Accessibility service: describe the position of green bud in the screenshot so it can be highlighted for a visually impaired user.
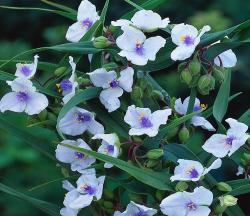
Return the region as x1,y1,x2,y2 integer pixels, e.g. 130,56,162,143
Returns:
54,66,67,76
155,190,165,201
217,182,232,192
178,126,190,143
180,69,192,85
178,62,187,73
103,62,118,71
47,112,57,122
151,90,164,100
197,74,214,95
213,66,225,82
144,84,153,97
108,25,116,33
247,137,250,145
145,159,158,168
219,195,238,207
131,86,143,100
38,109,47,121
103,189,114,200
77,77,91,86
146,149,164,159
139,78,148,90
93,36,112,48
175,181,189,192
166,126,179,139
189,58,201,76
103,201,113,209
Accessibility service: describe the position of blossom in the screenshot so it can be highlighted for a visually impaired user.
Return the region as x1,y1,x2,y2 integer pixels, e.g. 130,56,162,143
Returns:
114,201,157,216
57,56,78,104
55,139,95,172
116,26,166,65
160,186,213,216
171,24,211,61
214,49,237,68
87,67,134,112
112,9,169,32
202,118,249,158
15,55,39,79
124,105,171,137
0,77,48,115
174,96,215,131
58,106,104,136
63,169,105,210
170,158,222,182
92,133,120,168
66,0,100,42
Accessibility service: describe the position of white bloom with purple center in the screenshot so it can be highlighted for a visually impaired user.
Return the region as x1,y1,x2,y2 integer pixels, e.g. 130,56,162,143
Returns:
92,133,120,168
171,24,211,61
214,49,237,68
114,201,157,216
57,56,78,104
160,186,213,216
112,9,170,32
58,106,104,136
66,0,100,42
174,97,215,131
63,169,105,210
170,158,222,182
55,139,96,172
124,105,172,137
87,67,134,112
116,26,166,66
0,77,48,115
15,55,39,79
202,118,249,158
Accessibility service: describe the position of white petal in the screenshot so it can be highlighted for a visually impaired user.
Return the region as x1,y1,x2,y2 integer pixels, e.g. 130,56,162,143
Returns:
63,189,80,207
111,19,131,27
129,127,158,137
0,92,26,113
77,0,99,22
87,68,117,89
8,77,36,92
229,137,248,157
66,21,88,43
159,18,170,28
129,201,157,215
151,108,172,129
69,194,93,209
86,118,105,135
92,133,119,145
118,50,149,66
143,36,166,61
55,142,76,164
95,176,105,200
194,25,211,46
174,98,187,115
183,97,200,110
60,207,78,216
191,116,215,131
203,158,222,175
189,206,211,216
25,92,48,115
226,118,248,134
202,134,229,158
236,166,244,176
191,186,213,206
171,45,196,61
118,67,134,92
62,180,75,192
99,88,123,112
214,49,237,68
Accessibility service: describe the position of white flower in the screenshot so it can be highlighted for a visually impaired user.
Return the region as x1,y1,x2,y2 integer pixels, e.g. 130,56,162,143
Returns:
170,158,222,182
63,169,105,210
66,0,100,42
236,166,244,176
0,77,48,115
92,133,120,168
214,49,237,68
174,97,215,131
116,26,166,66
124,105,171,137
58,106,104,136
87,67,134,112
55,139,95,172
57,56,78,104
112,9,169,32
160,186,213,216
202,118,249,158
114,201,157,216
171,24,211,61
15,55,39,79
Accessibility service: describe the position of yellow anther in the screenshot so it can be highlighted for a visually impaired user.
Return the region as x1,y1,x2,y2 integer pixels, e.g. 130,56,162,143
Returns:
56,83,62,93
200,103,207,110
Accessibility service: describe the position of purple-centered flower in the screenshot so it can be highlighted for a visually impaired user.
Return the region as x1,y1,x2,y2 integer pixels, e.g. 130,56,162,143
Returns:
106,144,114,154
83,185,96,195
110,79,120,88
135,43,145,56
189,168,199,179
21,66,32,76
60,79,73,92
186,201,197,211
182,35,195,46
140,116,153,128
82,18,93,29
225,136,236,145
76,112,91,123
74,152,85,159
16,91,29,102
135,211,148,216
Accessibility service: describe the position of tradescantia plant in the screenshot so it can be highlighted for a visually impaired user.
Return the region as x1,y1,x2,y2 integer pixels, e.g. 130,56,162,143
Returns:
0,0,250,215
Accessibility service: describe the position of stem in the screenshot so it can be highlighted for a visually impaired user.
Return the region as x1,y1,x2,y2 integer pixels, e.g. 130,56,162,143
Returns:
187,88,197,114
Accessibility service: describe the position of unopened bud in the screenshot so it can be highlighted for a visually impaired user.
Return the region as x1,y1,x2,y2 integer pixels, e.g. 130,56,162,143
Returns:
178,126,190,143
151,90,164,100
178,62,187,73
93,36,112,48
77,77,91,86
175,181,189,192
189,58,201,76
217,182,232,192
103,62,118,71
247,137,250,145
103,201,113,209
131,86,143,100
54,66,67,76
145,159,158,168
213,66,225,82
104,189,114,200
38,109,47,121
146,149,164,159
197,74,215,95
180,69,192,85
219,195,238,207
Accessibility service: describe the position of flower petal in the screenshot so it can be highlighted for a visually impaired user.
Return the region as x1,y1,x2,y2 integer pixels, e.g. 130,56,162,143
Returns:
203,158,222,175
77,0,99,22
143,36,166,61
25,92,48,115
95,176,105,200
118,67,134,92
111,19,131,27
8,77,36,92
69,194,93,209
191,116,215,131
171,45,196,61
0,92,26,113
214,49,237,68
66,21,88,43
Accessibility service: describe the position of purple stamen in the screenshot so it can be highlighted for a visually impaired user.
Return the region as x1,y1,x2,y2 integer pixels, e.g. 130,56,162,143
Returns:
74,152,85,159
82,18,93,29
140,116,153,128
106,145,114,154
110,79,119,88
84,185,96,195
189,168,199,178
76,112,91,123
135,211,147,216
183,35,195,46
60,79,73,91
16,91,29,102
186,201,197,211
21,66,31,76
226,136,235,145
135,43,144,56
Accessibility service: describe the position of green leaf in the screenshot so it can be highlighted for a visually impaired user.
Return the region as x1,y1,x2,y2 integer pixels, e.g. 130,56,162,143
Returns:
123,0,143,10
213,70,231,122
0,182,60,216
225,205,246,216
226,179,250,196
41,0,77,15
239,108,250,126
61,143,174,191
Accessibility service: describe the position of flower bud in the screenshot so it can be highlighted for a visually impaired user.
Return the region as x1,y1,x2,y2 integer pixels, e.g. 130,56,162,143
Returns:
131,86,143,100
103,62,118,71
146,149,164,159
243,153,250,162
54,66,67,76
166,126,179,139
247,137,250,145
151,90,164,100
219,195,238,207
103,201,113,209
197,74,215,95
77,77,91,86
93,36,112,48
178,62,187,73
175,181,189,192
38,109,48,121
145,159,159,168
155,190,165,201
217,182,232,192
213,66,225,82
180,69,192,85
189,58,201,76
178,126,190,143
104,189,114,200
